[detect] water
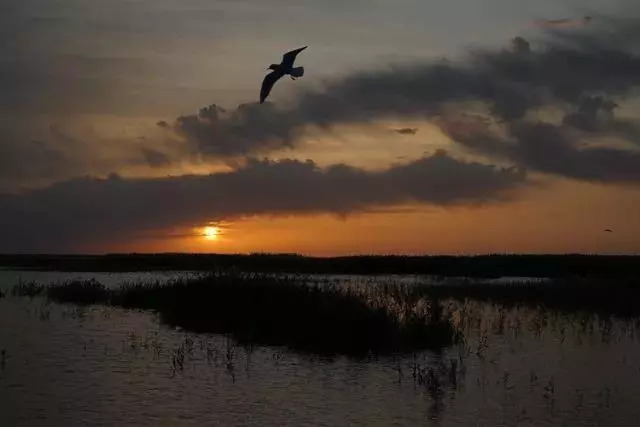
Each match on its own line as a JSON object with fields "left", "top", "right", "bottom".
{"left": 1, "top": 271, "right": 639, "bottom": 425}
{"left": 0, "top": 270, "right": 204, "bottom": 292}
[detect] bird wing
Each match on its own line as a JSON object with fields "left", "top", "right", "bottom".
{"left": 281, "top": 46, "right": 307, "bottom": 68}
{"left": 260, "top": 70, "right": 284, "bottom": 103}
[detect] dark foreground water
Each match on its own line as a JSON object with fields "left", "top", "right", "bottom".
{"left": 1, "top": 272, "right": 640, "bottom": 426}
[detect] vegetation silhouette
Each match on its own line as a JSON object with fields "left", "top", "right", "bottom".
{"left": 12, "top": 273, "right": 458, "bottom": 358}
{"left": 415, "top": 277, "right": 640, "bottom": 317}
{"left": 3, "top": 253, "right": 640, "bottom": 278}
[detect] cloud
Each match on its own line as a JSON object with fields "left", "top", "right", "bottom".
{"left": 0, "top": 120, "right": 184, "bottom": 191}
{"left": 508, "top": 122, "right": 640, "bottom": 183}
{"left": 141, "top": 148, "right": 172, "bottom": 168}
{"left": 3, "top": 6, "right": 640, "bottom": 252}
{"left": 437, "top": 113, "right": 640, "bottom": 184}
{"left": 557, "top": 93, "right": 640, "bottom": 147}
{"left": 5, "top": 7, "right": 638, "bottom": 189}
{"left": 562, "top": 93, "right": 619, "bottom": 131}
{"left": 0, "top": 151, "right": 526, "bottom": 251}
{"left": 172, "top": 103, "right": 301, "bottom": 157}
{"left": 162, "top": 15, "right": 640, "bottom": 184}
{"left": 0, "top": 137, "right": 74, "bottom": 191}
{"left": 434, "top": 113, "right": 508, "bottom": 156}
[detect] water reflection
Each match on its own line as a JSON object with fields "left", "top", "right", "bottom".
{"left": 0, "top": 270, "right": 548, "bottom": 293}
{"left": 0, "top": 270, "right": 204, "bottom": 292}
{"left": 1, "top": 276, "right": 639, "bottom": 425}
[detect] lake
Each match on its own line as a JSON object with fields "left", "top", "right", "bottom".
{"left": 1, "top": 270, "right": 638, "bottom": 425}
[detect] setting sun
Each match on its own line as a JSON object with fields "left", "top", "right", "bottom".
{"left": 203, "top": 226, "right": 219, "bottom": 241}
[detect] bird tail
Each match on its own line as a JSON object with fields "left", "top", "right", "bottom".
{"left": 290, "top": 67, "right": 304, "bottom": 78}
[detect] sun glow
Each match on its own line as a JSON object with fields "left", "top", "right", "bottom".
{"left": 203, "top": 226, "right": 219, "bottom": 241}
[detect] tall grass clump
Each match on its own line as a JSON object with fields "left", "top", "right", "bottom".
{"left": 11, "top": 280, "right": 45, "bottom": 298}
{"left": 13, "top": 273, "right": 458, "bottom": 357}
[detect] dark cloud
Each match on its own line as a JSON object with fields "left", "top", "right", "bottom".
{"left": 172, "top": 103, "right": 301, "bottom": 157}
{"left": 2, "top": 6, "right": 640, "bottom": 252}
{"left": 0, "top": 151, "right": 526, "bottom": 251}
{"left": 511, "top": 37, "right": 531, "bottom": 55}
{"left": 508, "top": 122, "right": 640, "bottom": 183}
{"left": 435, "top": 113, "right": 508, "bottom": 156}
{"left": 438, "top": 114, "right": 640, "bottom": 184}
{"left": 0, "top": 121, "right": 80, "bottom": 191}
{"left": 557, "top": 93, "right": 640, "bottom": 146}
{"left": 0, "top": 122, "right": 180, "bottom": 190}
{"left": 563, "top": 93, "right": 619, "bottom": 131}
{"left": 0, "top": 138, "right": 73, "bottom": 191}
{"left": 605, "top": 120, "right": 640, "bottom": 147}
{"left": 141, "top": 148, "right": 172, "bottom": 168}
{"left": 164, "top": 16, "right": 640, "bottom": 183}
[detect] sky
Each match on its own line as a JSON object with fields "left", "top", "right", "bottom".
{"left": 1, "top": 0, "right": 640, "bottom": 254}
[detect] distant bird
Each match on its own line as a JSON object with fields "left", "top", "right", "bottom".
{"left": 604, "top": 229, "right": 613, "bottom": 233}
{"left": 533, "top": 15, "right": 592, "bottom": 28}
{"left": 260, "top": 46, "right": 307, "bottom": 103}
{"left": 394, "top": 128, "right": 419, "bottom": 135}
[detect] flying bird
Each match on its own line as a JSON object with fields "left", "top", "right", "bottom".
{"left": 260, "top": 46, "right": 307, "bottom": 103}
{"left": 533, "top": 15, "right": 592, "bottom": 28}
{"left": 394, "top": 128, "right": 419, "bottom": 135}
{"left": 604, "top": 229, "right": 613, "bottom": 233}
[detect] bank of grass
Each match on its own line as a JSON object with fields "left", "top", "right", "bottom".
{"left": 12, "top": 273, "right": 640, "bottom": 355}
{"left": 12, "top": 273, "right": 458, "bottom": 357}
{"left": 413, "top": 277, "right": 640, "bottom": 317}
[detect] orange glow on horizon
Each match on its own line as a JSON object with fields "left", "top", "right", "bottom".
{"left": 93, "top": 177, "right": 640, "bottom": 256}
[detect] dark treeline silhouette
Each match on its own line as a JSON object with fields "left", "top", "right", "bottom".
{"left": 2, "top": 253, "right": 640, "bottom": 277}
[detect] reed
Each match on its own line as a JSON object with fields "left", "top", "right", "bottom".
{"left": 12, "top": 272, "right": 458, "bottom": 357}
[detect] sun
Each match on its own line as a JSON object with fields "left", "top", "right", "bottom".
{"left": 203, "top": 226, "right": 219, "bottom": 241}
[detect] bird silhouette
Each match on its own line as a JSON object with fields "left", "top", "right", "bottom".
{"left": 260, "top": 46, "right": 307, "bottom": 103}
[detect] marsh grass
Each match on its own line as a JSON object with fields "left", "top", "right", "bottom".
{"left": 11, "top": 273, "right": 458, "bottom": 357}
{"left": 11, "top": 273, "right": 639, "bottom": 356}
{"left": 11, "top": 280, "right": 45, "bottom": 298}
{"left": 412, "top": 277, "right": 640, "bottom": 317}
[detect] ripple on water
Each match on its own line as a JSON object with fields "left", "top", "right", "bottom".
{"left": 1, "top": 276, "right": 640, "bottom": 425}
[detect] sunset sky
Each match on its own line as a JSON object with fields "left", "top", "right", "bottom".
{"left": 1, "top": 0, "right": 640, "bottom": 254}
